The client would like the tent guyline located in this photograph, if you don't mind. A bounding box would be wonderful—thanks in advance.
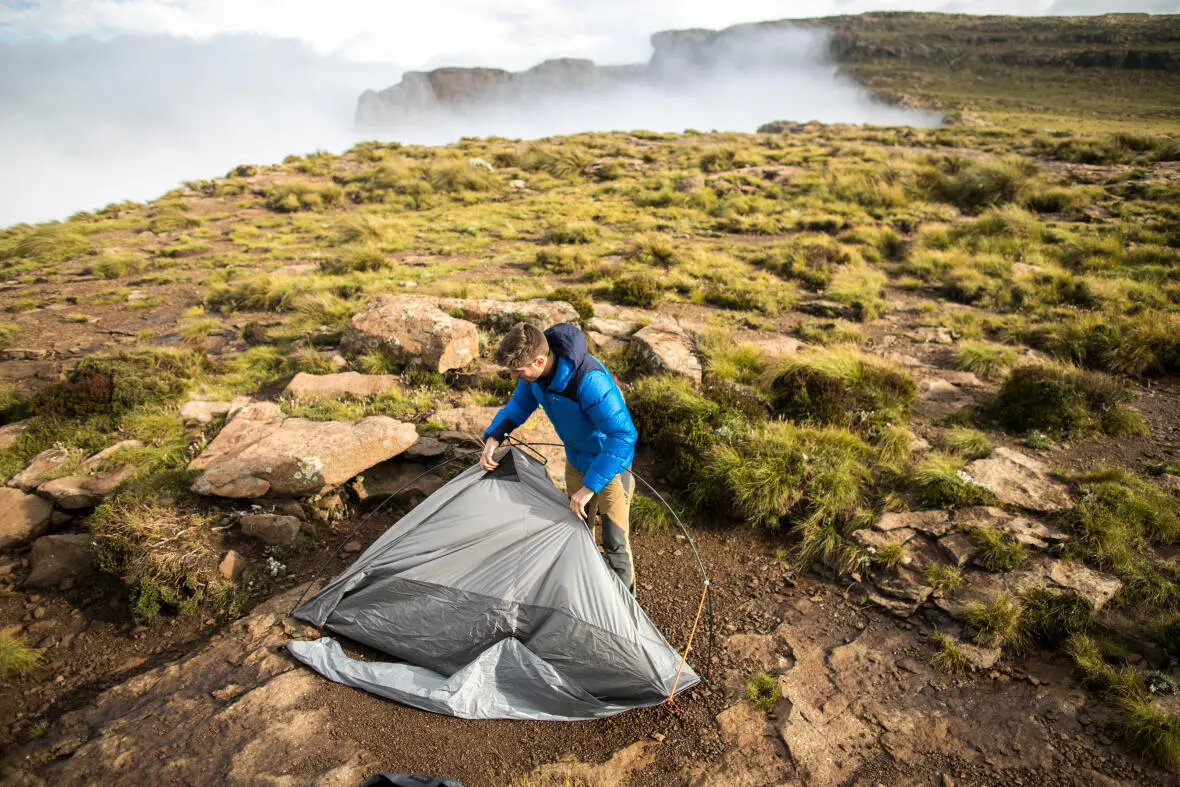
[286,440,710,720]
[501,436,715,696]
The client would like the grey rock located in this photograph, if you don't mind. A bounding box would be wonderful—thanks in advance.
[24,534,97,588]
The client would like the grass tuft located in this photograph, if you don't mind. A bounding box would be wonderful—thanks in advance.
[746,672,779,711]
[930,630,970,674]
[0,627,42,677]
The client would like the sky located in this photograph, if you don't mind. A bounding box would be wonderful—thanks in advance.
[1,1,1176,226]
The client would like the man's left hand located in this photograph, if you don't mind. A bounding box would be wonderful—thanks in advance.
[570,486,594,521]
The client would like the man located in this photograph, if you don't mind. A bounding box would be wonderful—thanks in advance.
[480,321,640,593]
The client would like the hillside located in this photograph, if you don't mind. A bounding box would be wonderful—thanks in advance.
[2,11,1180,787]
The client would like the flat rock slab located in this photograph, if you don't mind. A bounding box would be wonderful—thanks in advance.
[282,372,400,401]
[188,402,417,498]
[0,487,54,549]
[964,447,1072,512]
[0,590,375,785]
[37,466,137,509]
[340,294,479,373]
[0,419,29,450]
[628,323,702,384]
[9,448,77,492]
[937,556,1122,616]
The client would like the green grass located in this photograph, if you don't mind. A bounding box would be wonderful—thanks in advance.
[962,593,1026,651]
[871,541,905,570]
[0,627,42,677]
[923,563,964,591]
[930,630,969,674]
[968,527,1025,572]
[1146,613,1180,661]
[937,427,992,460]
[915,453,997,509]
[1020,587,1094,646]
[746,672,778,711]
[955,341,1018,381]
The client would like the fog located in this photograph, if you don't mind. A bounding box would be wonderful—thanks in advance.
[0,27,940,228]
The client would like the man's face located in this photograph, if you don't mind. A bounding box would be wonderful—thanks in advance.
[509,355,546,382]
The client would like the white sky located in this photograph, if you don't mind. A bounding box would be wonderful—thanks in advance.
[1,0,1175,226]
[2,1,1177,70]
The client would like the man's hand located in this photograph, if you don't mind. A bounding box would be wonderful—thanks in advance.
[479,437,500,471]
[570,486,594,521]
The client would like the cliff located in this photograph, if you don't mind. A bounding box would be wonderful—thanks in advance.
[355,12,1180,130]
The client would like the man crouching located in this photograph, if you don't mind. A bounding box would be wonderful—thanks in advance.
[480,321,640,593]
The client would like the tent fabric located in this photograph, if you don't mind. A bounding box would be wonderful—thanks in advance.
[288,447,699,721]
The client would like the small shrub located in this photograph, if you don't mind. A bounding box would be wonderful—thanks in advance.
[93,252,147,279]
[1146,613,1180,660]
[321,243,388,274]
[549,222,598,245]
[746,672,779,711]
[548,288,593,320]
[628,232,679,267]
[180,318,220,344]
[920,155,1039,214]
[754,234,856,291]
[793,321,864,346]
[766,348,915,431]
[992,363,1137,438]
[148,208,201,233]
[930,630,969,674]
[915,453,997,509]
[0,627,41,677]
[631,493,685,533]
[969,527,1025,572]
[611,273,663,308]
[824,265,886,322]
[535,247,590,275]
[265,181,344,212]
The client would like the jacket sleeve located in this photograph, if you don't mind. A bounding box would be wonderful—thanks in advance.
[577,370,638,493]
[483,381,539,443]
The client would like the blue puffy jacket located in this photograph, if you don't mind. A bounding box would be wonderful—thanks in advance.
[483,323,638,493]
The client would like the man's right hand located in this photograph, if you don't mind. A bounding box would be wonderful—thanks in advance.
[479,437,500,471]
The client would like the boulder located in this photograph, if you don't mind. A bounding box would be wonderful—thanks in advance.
[587,316,641,338]
[9,447,76,492]
[437,297,579,331]
[628,323,702,384]
[432,405,566,486]
[964,448,1072,512]
[282,372,401,401]
[36,465,137,509]
[240,514,302,546]
[1048,561,1123,610]
[586,330,627,354]
[340,294,479,373]
[0,419,29,450]
[0,488,54,549]
[938,532,976,567]
[179,400,233,424]
[24,534,97,588]
[219,550,246,581]
[188,402,418,498]
[351,461,445,502]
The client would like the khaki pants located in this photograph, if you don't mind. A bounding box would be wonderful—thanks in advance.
[565,464,635,591]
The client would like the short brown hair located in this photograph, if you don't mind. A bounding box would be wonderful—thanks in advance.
[495,322,548,368]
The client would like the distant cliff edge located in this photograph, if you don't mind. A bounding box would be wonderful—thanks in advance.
[355,12,1180,130]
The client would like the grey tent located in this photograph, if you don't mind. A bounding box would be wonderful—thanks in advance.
[288,446,700,720]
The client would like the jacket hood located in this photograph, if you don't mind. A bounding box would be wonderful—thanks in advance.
[544,323,587,367]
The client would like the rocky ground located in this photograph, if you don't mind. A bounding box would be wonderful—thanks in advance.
[1,286,1177,786]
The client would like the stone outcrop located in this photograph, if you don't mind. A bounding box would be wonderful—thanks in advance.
[188,402,417,498]
[36,467,136,509]
[340,295,479,373]
[282,372,401,401]
[240,514,302,546]
[0,487,55,549]
[437,297,579,332]
[627,322,702,384]
[24,534,97,588]
[8,448,77,492]
[963,447,1072,512]
[432,405,566,486]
